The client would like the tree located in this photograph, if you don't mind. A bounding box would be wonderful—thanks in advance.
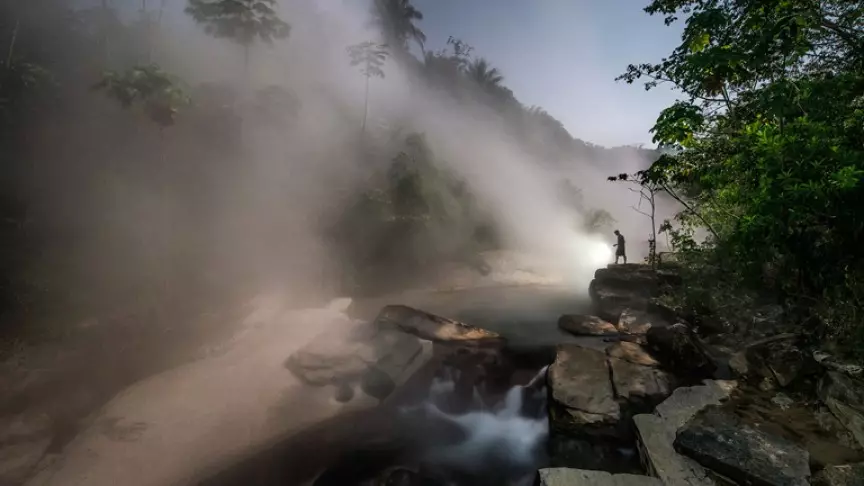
[371,0,425,53]
[617,0,864,347]
[608,172,661,268]
[424,36,472,82]
[93,64,189,131]
[185,0,290,73]
[466,58,504,91]
[347,41,389,136]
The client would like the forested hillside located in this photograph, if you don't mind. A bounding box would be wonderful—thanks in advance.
[0,0,657,340]
[620,0,864,355]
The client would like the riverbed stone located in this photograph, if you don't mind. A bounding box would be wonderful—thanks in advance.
[548,345,620,434]
[674,406,811,486]
[558,314,619,337]
[286,323,423,395]
[607,342,660,367]
[634,380,736,486]
[609,358,672,405]
[373,305,503,344]
[618,308,664,336]
[812,463,864,486]
[538,467,661,486]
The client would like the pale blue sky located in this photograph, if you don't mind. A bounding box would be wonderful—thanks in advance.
[412,0,684,147]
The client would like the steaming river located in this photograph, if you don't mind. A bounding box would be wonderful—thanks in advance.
[23,255,605,486]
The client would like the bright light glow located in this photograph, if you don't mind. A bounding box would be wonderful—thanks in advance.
[581,236,613,269]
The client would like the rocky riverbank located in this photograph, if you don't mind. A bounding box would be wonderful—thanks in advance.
[542,263,864,486]
[9,262,864,486]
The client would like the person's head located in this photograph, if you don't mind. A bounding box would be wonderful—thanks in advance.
[614,230,620,236]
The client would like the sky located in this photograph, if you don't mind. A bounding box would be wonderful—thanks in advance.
[412,0,685,148]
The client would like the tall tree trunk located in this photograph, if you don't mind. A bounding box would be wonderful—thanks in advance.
[141,0,151,63]
[361,74,370,136]
[152,0,166,62]
[5,18,19,69]
[101,0,110,68]
[649,189,657,268]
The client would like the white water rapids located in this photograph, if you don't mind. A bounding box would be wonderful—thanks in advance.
[400,365,550,486]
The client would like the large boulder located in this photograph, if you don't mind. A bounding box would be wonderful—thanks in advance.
[609,358,673,407]
[594,265,661,294]
[607,342,660,368]
[820,372,864,451]
[645,324,716,379]
[548,345,620,436]
[633,380,737,486]
[537,467,661,486]
[559,315,619,337]
[285,321,424,402]
[373,305,503,345]
[674,406,811,486]
[589,265,661,322]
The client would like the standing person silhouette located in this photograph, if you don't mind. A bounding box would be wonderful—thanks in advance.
[613,230,627,264]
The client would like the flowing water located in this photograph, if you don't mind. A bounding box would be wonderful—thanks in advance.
[413,365,550,486]
[314,364,551,486]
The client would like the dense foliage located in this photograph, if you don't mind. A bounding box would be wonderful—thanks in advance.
[621,0,864,350]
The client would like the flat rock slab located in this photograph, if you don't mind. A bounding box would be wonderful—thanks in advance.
[675,407,810,486]
[589,280,650,322]
[559,314,619,337]
[549,345,619,428]
[373,305,503,344]
[634,380,736,486]
[538,467,661,486]
[609,358,672,403]
[285,322,422,393]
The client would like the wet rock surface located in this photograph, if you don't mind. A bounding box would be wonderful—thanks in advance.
[721,387,864,469]
[548,345,620,433]
[812,463,864,486]
[537,467,661,486]
[675,406,810,486]
[609,358,673,406]
[633,380,736,486]
[607,342,660,368]
[373,305,504,344]
[286,322,424,401]
[558,315,619,337]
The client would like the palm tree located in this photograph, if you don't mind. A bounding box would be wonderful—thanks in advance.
[371,0,425,53]
[466,58,504,91]
[347,41,389,136]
